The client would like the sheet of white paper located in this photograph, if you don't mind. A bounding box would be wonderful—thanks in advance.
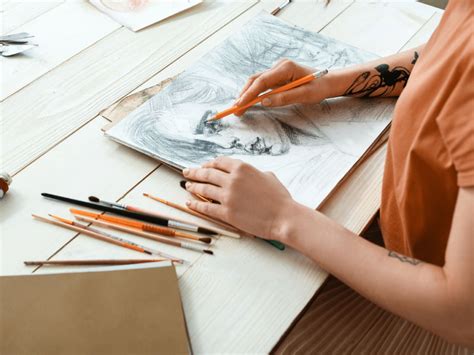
[107,12,395,208]
[89,0,202,31]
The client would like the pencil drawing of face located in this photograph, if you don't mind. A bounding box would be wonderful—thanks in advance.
[108,14,375,166]
[107,13,393,207]
[138,74,329,165]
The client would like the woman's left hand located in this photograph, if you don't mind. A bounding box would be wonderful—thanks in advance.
[183,156,295,241]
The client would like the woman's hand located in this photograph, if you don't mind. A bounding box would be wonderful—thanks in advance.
[234,59,331,116]
[183,156,295,241]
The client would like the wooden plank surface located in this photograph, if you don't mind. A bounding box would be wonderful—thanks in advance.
[1,1,120,100]
[402,11,442,49]
[0,1,63,34]
[1,0,281,275]
[322,1,438,56]
[1,0,257,175]
[0,117,158,275]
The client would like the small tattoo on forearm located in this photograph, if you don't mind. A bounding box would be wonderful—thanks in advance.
[388,251,422,265]
[344,63,411,98]
[411,51,419,65]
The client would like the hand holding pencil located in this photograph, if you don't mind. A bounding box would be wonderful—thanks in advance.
[211,61,329,120]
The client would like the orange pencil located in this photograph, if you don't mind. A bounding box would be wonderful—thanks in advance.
[208,69,328,121]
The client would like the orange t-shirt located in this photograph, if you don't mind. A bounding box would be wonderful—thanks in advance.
[380,0,474,266]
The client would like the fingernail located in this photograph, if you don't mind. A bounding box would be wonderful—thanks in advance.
[185,182,191,189]
[185,200,191,206]
[234,98,241,106]
[183,168,189,176]
[262,98,271,106]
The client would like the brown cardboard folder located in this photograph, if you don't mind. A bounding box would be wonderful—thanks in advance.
[0,262,190,355]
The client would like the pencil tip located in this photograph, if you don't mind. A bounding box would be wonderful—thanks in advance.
[143,193,149,197]
[199,237,212,244]
[88,196,100,203]
[203,249,214,255]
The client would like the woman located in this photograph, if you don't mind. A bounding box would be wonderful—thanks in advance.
[183,0,473,346]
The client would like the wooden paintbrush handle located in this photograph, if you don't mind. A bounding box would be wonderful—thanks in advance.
[142,223,201,242]
[142,223,175,236]
[24,259,167,266]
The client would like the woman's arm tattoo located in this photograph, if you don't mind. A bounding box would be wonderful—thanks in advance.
[411,50,419,65]
[388,250,422,265]
[343,51,419,98]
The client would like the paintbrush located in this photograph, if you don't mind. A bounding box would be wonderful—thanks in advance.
[24,259,167,266]
[271,0,292,15]
[32,214,182,262]
[88,195,217,236]
[208,69,328,121]
[70,212,214,255]
[48,214,183,262]
[143,193,242,238]
[41,192,216,236]
[70,208,212,244]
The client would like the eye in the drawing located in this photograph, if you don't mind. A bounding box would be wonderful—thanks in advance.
[204,121,223,135]
[195,110,224,135]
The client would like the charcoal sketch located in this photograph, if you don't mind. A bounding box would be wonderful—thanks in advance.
[107,13,395,208]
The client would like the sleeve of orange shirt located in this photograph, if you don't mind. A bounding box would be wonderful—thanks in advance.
[436,50,474,187]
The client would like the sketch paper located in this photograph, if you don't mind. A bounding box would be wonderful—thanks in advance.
[90,0,202,31]
[107,12,395,208]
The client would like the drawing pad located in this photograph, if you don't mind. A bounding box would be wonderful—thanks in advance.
[106,12,395,208]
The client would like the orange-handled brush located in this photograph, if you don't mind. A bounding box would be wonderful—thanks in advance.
[32,214,182,263]
[70,208,211,244]
[208,69,328,121]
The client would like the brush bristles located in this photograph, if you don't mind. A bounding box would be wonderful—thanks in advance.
[197,227,218,236]
[203,249,214,255]
[199,237,212,244]
[88,196,100,203]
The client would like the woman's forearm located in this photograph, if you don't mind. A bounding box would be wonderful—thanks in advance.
[235,45,424,111]
[324,45,424,98]
[276,193,473,345]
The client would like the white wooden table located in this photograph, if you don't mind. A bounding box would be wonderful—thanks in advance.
[0,1,442,353]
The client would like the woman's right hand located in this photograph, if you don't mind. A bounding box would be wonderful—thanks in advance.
[234,59,331,116]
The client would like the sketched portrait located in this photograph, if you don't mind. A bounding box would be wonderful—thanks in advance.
[107,13,393,207]
[125,76,331,165]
